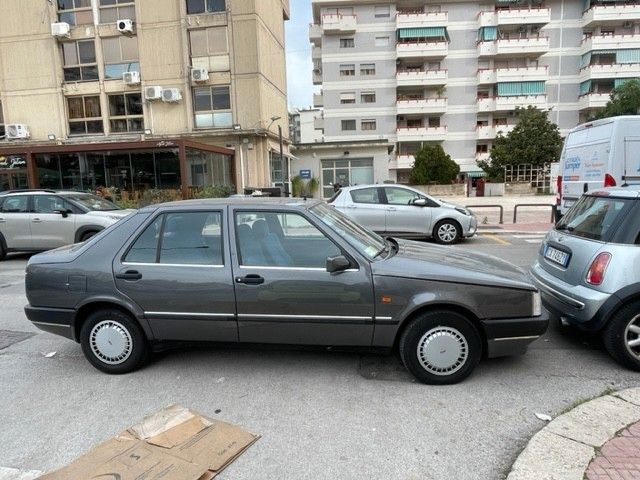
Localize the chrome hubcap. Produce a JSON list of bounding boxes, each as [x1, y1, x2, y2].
[[417, 326, 468, 376], [438, 224, 457, 243], [90, 320, 133, 365], [625, 314, 640, 360]]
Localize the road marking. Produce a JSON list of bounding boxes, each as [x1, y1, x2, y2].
[[525, 239, 544, 244], [513, 235, 547, 239], [481, 234, 511, 245]]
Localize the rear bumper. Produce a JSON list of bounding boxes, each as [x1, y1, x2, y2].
[[24, 305, 76, 341], [481, 311, 549, 358]]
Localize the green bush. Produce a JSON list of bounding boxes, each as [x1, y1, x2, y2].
[[115, 199, 138, 209], [192, 185, 234, 199]]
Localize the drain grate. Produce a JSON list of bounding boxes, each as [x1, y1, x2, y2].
[[0, 330, 36, 350]]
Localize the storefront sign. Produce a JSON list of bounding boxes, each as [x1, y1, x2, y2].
[[299, 169, 311, 179]]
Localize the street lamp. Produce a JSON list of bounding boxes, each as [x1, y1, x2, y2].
[[267, 115, 288, 197]]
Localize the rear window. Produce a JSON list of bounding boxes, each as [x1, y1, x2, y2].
[[556, 195, 633, 241]]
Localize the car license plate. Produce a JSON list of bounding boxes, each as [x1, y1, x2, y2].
[[544, 246, 570, 267]]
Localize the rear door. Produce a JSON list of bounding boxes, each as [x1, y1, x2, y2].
[[113, 208, 238, 342], [382, 186, 431, 235], [339, 187, 386, 232], [30, 195, 76, 249], [0, 195, 32, 249]]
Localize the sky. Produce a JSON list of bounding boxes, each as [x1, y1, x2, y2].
[[285, 1, 315, 109]]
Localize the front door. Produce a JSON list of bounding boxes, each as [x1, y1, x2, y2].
[[113, 209, 238, 342], [30, 195, 76, 250], [231, 208, 375, 345], [0, 195, 32, 249], [383, 186, 432, 235]]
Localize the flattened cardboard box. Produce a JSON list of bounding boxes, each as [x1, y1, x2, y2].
[[37, 405, 259, 480]]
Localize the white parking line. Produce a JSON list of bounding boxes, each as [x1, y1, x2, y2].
[[512, 235, 547, 239], [0, 467, 42, 480]]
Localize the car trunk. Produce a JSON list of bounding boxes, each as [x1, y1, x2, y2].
[[539, 229, 605, 286]]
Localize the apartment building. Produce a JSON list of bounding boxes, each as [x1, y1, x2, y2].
[[303, 0, 640, 196], [0, 0, 291, 197]]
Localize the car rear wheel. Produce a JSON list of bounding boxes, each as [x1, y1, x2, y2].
[[603, 301, 640, 371], [433, 220, 461, 245], [0, 242, 5, 261], [80, 309, 148, 374], [399, 310, 482, 385], [80, 231, 98, 242]]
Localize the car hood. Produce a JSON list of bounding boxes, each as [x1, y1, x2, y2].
[[85, 209, 135, 219], [372, 239, 535, 291]]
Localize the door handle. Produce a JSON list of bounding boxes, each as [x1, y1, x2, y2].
[[32, 218, 42, 223], [346, 205, 357, 209], [387, 207, 397, 211], [116, 270, 143, 281], [235, 274, 265, 285]]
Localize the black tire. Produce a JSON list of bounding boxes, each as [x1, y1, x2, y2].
[[80, 308, 148, 374], [399, 310, 482, 385], [603, 301, 640, 371], [432, 219, 461, 245], [0, 242, 5, 261], [80, 231, 98, 242]]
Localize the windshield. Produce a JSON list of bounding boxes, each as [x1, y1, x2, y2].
[[309, 203, 386, 260], [64, 194, 120, 211], [556, 194, 633, 241]]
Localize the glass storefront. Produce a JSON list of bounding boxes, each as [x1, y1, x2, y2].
[[186, 148, 233, 187], [0, 155, 28, 192], [321, 158, 374, 198]]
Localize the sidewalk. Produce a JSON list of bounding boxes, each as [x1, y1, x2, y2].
[[507, 388, 640, 480]]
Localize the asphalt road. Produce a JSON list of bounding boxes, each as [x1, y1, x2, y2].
[[1, 235, 638, 480]]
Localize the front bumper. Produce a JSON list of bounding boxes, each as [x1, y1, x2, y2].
[[481, 311, 549, 358], [24, 305, 76, 341], [464, 216, 478, 238]]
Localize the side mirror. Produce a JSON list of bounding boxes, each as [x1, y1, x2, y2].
[[55, 209, 69, 218], [412, 198, 428, 207], [326, 255, 351, 273]]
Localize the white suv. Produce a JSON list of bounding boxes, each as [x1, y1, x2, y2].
[[0, 190, 133, 260]]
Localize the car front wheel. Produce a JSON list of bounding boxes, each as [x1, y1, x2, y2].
[[80, 309, 148, 374], [433, 220, 461, 245], [80, 230, 98, 242], [0, 242, 5, 261], [603, 301, 640, 371], [399, 310, 482, 385]]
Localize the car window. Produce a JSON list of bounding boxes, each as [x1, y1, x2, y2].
[[384, 187, 422, 205], [0, 196, 28, 213], [236, 211, 341, 268], [350, 188, 380, 204], [63, 194, 119, 211], [556, 195, 633, 241], [125, 212, 223, 265], [33, 195, 67, 214]]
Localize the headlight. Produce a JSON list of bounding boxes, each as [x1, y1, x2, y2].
[[532, 291, 542, 316], [455, 207, 470, 216]]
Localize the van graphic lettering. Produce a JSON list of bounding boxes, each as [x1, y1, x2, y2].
[[565, 156, 581, 172]]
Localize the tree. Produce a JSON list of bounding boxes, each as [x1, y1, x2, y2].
[[595, 79, 640, 119], [477, 106, 563, 181], [409, 144, 460, 185]]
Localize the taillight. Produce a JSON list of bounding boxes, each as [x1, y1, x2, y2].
[[556, 175, 562, 205], [604, 174, 616, 187], [586, 252, 612, 286]]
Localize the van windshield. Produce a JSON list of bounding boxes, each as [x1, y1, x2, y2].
[[556, 194, 633, 241]]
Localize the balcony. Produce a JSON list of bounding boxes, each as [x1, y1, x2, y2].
[[313, 93, 323, 107], [578, 92, 611, 110], [396, 97, 447, 114], [396, 126, 447, 142], [581, 63, 640, 81], [496, 94, 547, 111], [314, 115, 324, 130], [478, 11, 498, 27], [312, 68, 322, 85], [397, 41, 448, 58], [582, 33, 640, 53], [389, 154, 415, 170], [397, 68, 447, 86], [477, 97, 496, 112], [478, 37, 550, 57], [476, 152, 491, 162], [396, 11, 447, 29], [309, 24, 322, 46], [476, 124, 516, 140], [477, 69, 497, 84], [496, 7, 550, 25], [583, 4, 640, 27], [321, 14, 356, 34], [312, 46, 321, 60], [497, 66, 548, 83]]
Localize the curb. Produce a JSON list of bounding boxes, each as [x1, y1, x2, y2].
[[507, 388, 640, 480]]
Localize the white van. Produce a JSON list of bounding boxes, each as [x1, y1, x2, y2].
[[558, 116, 640, 215]]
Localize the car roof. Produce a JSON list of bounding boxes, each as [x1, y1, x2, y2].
[[588, 185, 640, 199], [139, 197, 324, 213], [0, 189, 92, 196], [339, 184, 407, 191]]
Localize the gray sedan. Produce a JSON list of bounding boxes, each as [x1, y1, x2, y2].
[[24, 198, 546, 384], [330, 184, 477, 244]]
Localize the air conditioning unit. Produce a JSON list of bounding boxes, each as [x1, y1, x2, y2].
[[51, 22, 70, 38], [144, 86, 163, 101], [117, 19, 134, 34], [6, 124, 30, 140], [162, 88, 182, 103], [123, 71, 141, 85], [191, 67, 209, 83]]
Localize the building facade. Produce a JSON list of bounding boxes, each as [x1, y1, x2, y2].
[[0, 0, 291, 197], [308, 0, 640, 194]]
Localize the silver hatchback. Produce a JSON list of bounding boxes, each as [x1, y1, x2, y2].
[[330, 184, 477, 244], [530, 185, 640, 370]]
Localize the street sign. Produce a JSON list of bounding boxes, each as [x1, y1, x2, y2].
[[299, 169, 311, 179]]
